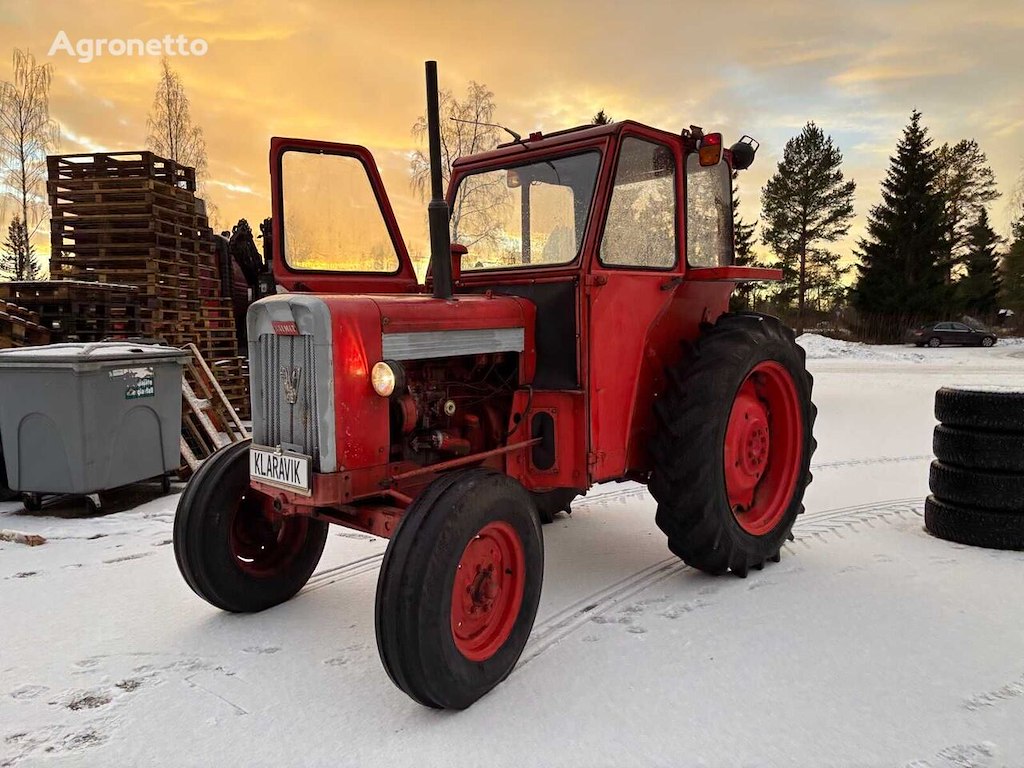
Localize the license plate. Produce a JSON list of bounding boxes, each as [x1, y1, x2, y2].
[[249, 445, 311, 495]]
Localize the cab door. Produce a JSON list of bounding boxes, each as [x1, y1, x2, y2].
[[585, 130, 686, 482], [269, 138, 419, 294]]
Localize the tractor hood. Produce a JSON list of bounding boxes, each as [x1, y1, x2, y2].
[[372, 294, 537, 381], [247, 292, 537, 476]]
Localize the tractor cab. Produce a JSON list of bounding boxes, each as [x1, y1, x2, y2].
[[175, 62, 812, 713], [262, 118, 777, 490]]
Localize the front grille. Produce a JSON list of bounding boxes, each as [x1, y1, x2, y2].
[[254, 333, 320, 465]]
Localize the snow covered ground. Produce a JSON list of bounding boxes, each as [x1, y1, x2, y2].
[[2, 338, 1024, 767]]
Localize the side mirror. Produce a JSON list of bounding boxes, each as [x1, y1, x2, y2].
[[451, 243, 467, 283]]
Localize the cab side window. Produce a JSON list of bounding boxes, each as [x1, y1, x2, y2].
[[686, 154, 734, 268], [600, 137, 677, 269]]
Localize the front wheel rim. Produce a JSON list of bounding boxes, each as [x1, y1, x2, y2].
[[228, 489, 309, 578], [723, 361, 803, 536], [450, 521, 526, 662]]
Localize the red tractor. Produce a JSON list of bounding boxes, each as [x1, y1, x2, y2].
[[174, 62, 816, 709]]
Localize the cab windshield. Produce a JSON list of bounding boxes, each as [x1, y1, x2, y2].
[[450, 152, 601, 270]]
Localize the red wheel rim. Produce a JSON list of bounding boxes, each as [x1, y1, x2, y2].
[[723, 361, 803, 536], [229, 489, 309, 578], [450, 521, 526, 662]]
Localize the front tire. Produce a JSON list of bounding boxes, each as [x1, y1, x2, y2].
[[173, 440, 329, 613], [649, 313, 816, 576], [375, 468, 543, 709], [928, 337, 941, 348]]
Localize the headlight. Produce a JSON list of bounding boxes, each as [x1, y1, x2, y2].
[[371, 360, 404, 397]]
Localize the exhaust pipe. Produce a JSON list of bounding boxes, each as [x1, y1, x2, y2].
[[425, 61, 453, 300]]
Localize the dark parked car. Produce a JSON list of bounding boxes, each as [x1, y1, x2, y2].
[[907, 322, 997, 347]]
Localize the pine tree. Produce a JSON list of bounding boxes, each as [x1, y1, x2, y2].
[[807, 248, 850, 314], [729, 178, 758, 311], [853, 111, 950, 341], [1, 215, 37, 279], [591, 109, 613, 125], [935, 139, 999, 278], [1000, 209, 1024, 318], [761, 122, 856, 334], [956, 207, 1001, 318]]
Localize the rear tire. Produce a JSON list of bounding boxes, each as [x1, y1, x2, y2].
[[927, 337, 941, 348], [375, 468, 543, 709], [173, 440, 329, 613], [649, 313, 816, 577], [530, 488, 581, 524]]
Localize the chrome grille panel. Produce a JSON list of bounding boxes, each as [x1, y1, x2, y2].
[[254, 333, 320, 464]]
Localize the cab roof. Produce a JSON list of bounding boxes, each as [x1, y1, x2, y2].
[[450, 120, 682, 171]]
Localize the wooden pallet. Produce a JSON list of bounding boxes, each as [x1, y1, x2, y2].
[[180, 344, 249, 475], [48, 152, 196, 191], [0, 281, 141, 344], [0, 279, 138, 304], [0, 302, 51, 348], [211, 355, 251, 421]]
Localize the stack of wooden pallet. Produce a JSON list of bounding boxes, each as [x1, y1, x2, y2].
[[0, 301, 50, 349], [46, 151, 249, 417], [48, 152, 203, 344], [0, 280, 140, 342]]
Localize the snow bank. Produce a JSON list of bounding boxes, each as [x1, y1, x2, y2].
[[796, 333, 924, 362], [797, 333, 1024, 363]]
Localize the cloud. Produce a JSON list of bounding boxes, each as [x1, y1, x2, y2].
[[2, 0, 1022, 250]]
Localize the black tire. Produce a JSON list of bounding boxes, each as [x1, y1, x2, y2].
[[928, 460, 1024, 513], [649, 313, 816, 577], [935, 387, 1024, 432], [927, 337, 941, 348], [924, 495, 1024, 550], [21, 493, 43, 512], [530, 488, 581, 524], [933, 425, 1024, 473], [980, 336, 995, 347], [375, 468, 543, 709], [173, 440, 329, 613]]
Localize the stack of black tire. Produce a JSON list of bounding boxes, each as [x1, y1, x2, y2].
[[926, 387, 1024, 550]]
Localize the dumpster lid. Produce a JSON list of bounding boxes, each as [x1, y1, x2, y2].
[[0, 342, 190, 365]]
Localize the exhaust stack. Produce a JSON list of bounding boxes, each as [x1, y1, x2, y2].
[[425, 61, 453, 300]]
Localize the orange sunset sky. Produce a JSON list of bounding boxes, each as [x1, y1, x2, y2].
[[2, 0, 1022, 273]]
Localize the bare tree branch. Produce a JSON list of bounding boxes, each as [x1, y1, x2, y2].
[[0, 48, 60, 278], [146, 58, 208, 182]]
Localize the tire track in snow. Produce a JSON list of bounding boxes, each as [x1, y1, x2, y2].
[[520, 496, 924, 665], [302, 551, 387, 594], [520, 556, 682, 665], [571, 454, 932, 510], [298, 491, 924, 643]]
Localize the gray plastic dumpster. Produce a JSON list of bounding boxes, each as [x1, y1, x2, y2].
[[0, 342, 190, 497]]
